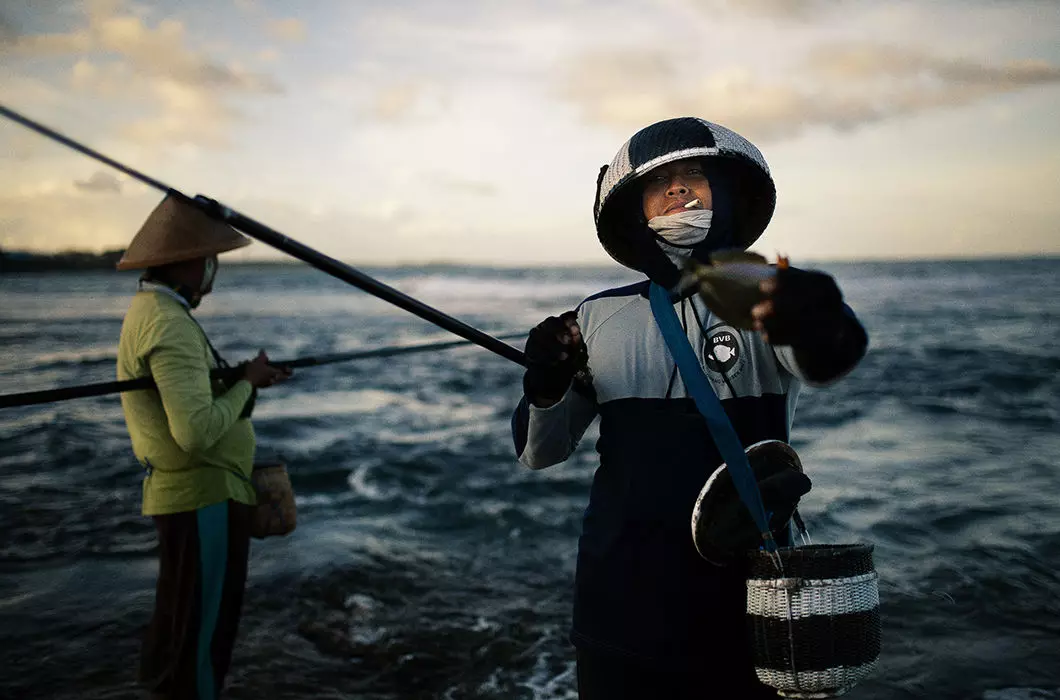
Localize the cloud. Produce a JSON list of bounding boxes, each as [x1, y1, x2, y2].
[[371, 82, 424, 120], [684, 0, 828, 20], [0, 179, 158, 253], [7, 5, 283, 93], [557, 43, 1060, 142], [435, 176, 498, 197], [3, 0, 282, 148], [683, 0, 1057, 23], [267, 18, 306, 43], [0, 130, 49, 163], [0, 9, 17, 45], [120, 78, 242, 147], [807, 43, 1060, 86], [0, 72, 65, 116], [74, 171, 123, 194]]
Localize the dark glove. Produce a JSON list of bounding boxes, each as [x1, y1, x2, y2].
[[758, 267, 846, 347], [522, 311, 588, 405], [758, 266, 868, 382]]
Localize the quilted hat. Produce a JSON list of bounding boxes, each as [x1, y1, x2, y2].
[[116, 193, 251, 270], [594, 117, 776, 274]]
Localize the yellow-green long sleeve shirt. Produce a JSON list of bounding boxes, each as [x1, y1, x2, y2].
[[117, 288, 257, 516]]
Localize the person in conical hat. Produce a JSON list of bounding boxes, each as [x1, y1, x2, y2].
[[510, 117, 869, 697], [116, 192, 253, 306], [115, 193, 292, 698]]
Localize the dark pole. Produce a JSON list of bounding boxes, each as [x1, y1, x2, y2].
[[0, 376, 156, 409], [0, 333, 526, 410], [0, 104, 173, 193], [0, 104, 528, 368], [188, 193, 527, 366]]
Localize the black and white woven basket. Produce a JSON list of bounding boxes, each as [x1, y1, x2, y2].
[[746, 544, 881, 698]]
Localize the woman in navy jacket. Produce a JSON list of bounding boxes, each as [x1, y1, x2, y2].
[[511, 117, 868, 698]]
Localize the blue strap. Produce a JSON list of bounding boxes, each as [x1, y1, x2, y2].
[[648, 283, 776, 552]]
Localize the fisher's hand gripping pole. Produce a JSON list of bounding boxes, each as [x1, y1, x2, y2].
[[0, 104, 529, 373]]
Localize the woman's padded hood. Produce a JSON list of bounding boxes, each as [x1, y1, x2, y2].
[[593, 117, 776, 289]]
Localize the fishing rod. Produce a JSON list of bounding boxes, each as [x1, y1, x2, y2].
[[0, 333, 525, 410], [0, 104, 528, 368]]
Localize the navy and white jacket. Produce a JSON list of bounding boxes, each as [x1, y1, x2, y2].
[[511, 279, 862, 668]]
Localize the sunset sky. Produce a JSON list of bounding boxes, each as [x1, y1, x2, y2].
[[1, 0, 1058, 265]]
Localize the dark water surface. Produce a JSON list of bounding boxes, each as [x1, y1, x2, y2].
[[1, 259, 1058, 699]]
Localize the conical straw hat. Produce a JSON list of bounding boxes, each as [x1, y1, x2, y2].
[[116, 194, 252, 270]]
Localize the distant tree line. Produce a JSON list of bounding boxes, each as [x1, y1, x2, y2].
[[0, 248, 126, 273]]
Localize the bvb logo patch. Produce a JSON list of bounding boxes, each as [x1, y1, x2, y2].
[[704, 329, 741, 374]]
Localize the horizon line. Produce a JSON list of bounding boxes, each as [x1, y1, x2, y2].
[[225, 252, 1060, 267], [2, 248, 1058, 268]]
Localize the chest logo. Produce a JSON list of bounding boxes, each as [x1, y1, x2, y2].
[[704, 330, 741, 374]]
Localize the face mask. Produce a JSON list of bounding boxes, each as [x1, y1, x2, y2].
[[648, 209, 713, 264], [200, 257, 218, 294], [648, 209, 713, 246]]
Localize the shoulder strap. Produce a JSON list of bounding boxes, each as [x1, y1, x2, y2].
[[181, 308, 257, 417], [180, 308, 230, 369], [648, 282, 776, 553], [139, 280, 230, 369]]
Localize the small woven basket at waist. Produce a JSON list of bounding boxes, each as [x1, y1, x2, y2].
[[250, 462, 297, 539], [746, 544, 881, 699]]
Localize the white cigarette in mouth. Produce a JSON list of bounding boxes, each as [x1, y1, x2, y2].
[[684, 199, 699, 209]]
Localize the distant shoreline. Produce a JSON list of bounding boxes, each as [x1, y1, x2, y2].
[[0, 249, 125, 273], [1, 248, 1056, 273]]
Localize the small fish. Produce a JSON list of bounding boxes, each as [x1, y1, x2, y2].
[[680, 250, 782, 329], [712, 344, 736, 363]]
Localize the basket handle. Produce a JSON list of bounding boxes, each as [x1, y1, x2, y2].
[[649, 283, 776, 553], [792, 508, 811, 545]]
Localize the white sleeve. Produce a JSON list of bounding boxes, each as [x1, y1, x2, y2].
[[773, 344, 806, 380], [513, 384, 598, 470]]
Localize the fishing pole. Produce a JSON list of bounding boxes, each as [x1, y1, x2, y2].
[[0, 104, 528, 368], [0, 333, 526, 410]]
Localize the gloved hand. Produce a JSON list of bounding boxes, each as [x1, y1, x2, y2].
[[751, 267, 846, 347], [522, 310, 587, 407]]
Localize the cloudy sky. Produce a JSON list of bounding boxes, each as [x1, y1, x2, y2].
[[1, 0, 1058, 265]]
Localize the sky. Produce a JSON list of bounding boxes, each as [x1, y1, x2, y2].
[[1, 0, 1058, 265]]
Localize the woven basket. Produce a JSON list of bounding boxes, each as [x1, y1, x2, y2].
[[250, 462, 297, 539], [746, 544, 880, 698]]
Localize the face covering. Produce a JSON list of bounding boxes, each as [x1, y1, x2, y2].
[[179, 257, 218, 309], [201, 257, 218, 294], [647, 209, 713, 265]]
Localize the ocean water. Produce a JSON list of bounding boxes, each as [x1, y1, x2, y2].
[[0, 259, 1058, 700]]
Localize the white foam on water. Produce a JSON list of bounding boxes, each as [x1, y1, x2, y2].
[[347, 462, 392, 501], [525, 653, 579, 700], [252, 389, 481, 422], [399, 276, 606, 303], [293, 491, 357, 508], [345, 593, 381, 612], [21, 347, 117, 368]]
